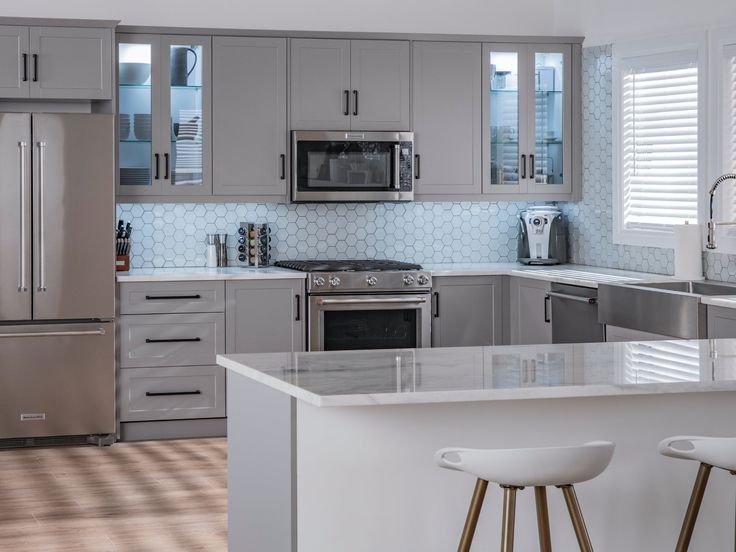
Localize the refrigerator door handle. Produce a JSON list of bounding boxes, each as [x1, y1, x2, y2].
[[37, 141, 47, 292], [0, 328, 106, 338], [18, 141, 28, 293]]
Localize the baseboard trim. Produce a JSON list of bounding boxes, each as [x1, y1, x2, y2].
[[119, 418, 227, 441]]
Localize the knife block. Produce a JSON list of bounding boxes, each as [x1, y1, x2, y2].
[[115, 254, 130, 272]]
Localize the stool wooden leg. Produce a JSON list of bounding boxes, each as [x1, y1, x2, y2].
[[675, 463, 712, 552], [535, 486, 553, 552], [501, 486, 519, 552], [457, 478, 488, 552], [559, 485, 593, 552]]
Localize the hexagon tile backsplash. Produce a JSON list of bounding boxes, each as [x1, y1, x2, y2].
[[117, 45, 736, 280]]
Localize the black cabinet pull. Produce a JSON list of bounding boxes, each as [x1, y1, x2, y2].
[[146, 390, 201, 397], [164, 153, 170, 180], [154, 153, 160, 180], [280, 154, 286, 180], [529, 154, 535, 179], [295, 294, 301, 321], [343, 90, 350, 116], [414, 154, 420, 180], [353, 90, 359, 116], [520, 154, 527, 179], [433, 291, 439, 318], [144, 294, 201, 300], [145, 337, 202, 344], [544, 295, 551, 323], [32, 54, 38, 82], [22, 54, 28, 82]]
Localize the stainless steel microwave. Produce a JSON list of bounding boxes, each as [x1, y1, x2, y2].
[[292, 130, 414, 202]]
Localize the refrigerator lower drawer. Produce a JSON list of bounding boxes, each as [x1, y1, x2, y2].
[[119, 313, 225, 368], [118, 365, 226, 422], [0, 322, 115, 439]]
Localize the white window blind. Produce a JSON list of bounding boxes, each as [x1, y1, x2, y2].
[[623, 341, 701, 384], [618, 51, 700, 233]]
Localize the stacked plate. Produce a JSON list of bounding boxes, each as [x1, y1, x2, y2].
[[133, 113, 152, 141], [172, 109, 203, 186], [119, 114, 131, 140], [120, 167, 150, 186]]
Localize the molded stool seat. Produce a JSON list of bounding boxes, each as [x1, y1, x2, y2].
[[436, 441, 614, 552], [658, 435, 736, 552]]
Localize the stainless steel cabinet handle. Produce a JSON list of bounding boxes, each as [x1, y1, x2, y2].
[[18, 141, 27, 293], [317, 297, 428, 306], [546, 291, 597, 305], [37, 141, 47, 292], [393, 145, 401, 189], [0, 328, 106, 338], [353, 90, 359, 116]]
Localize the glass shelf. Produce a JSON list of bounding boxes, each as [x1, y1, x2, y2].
[[119, 84, 203, 90], [536, 140, 563, 145], [120, 139, 179, 143], [490, 89, 563, 94]]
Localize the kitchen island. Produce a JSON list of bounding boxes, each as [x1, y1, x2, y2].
[[218, 340, 736, 552]]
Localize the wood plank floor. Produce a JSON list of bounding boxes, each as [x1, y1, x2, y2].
[[0, 438, 227, 551]]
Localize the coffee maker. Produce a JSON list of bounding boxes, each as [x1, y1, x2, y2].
[[517, 206, 568, 265]]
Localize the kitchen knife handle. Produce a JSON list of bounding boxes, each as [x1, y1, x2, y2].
[[414, 154, 420, 180], [164, 153, 170, 180], [529, 154, 535, 180], [520, 154, 527, 179], [37, 141, 47, 292], [146, 390, 201, 397], [280, 154, 286, 180], [154, 153, 160, 180], [22, 54, 28, 82], [343, 90, 350, 116], [18, 141, 28, 293], [353, 90, 359, 116], [32, 54, 38, 82]]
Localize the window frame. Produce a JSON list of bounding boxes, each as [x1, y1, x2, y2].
[[612, 32, 708, 248]]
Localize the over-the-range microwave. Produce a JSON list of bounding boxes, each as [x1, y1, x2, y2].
[[291, 130, 414, 202]]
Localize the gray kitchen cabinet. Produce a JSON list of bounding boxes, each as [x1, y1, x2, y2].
[[226, 279, 305, 354], [0, 26, 29, 98], [431, 276, 503, 347], [213, 37, 287, 197], [412, 41, 482, 197], [509, 276, 552, 345], [0, 25, 112, 100], [290, 38, 410, 131], [707, 306, 736, 338]]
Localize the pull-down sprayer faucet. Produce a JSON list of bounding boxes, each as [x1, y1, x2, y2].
[[706, 173, 736, 249]]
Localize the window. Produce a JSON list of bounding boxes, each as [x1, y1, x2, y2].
[[613, 35, 707, 247]]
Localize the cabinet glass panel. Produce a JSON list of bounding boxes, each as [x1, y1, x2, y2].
[[534, 52, 564, 185], [489, 51, 520, 187], [118, 42, 153, 188], [168, 43, 204, 188]]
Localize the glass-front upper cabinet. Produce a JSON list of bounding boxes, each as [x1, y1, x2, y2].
[[117, 34, 211, 197], [484, 44, 573, 197]]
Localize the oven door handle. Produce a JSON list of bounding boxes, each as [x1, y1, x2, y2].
[[316, 297, 428, 306]]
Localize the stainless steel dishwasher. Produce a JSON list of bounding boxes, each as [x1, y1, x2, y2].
[[547, 283, 605, 343]]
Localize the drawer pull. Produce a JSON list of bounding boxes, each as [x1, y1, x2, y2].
[[145, 337, 202, 344], [145, 390, 202, 397], [144, 294, 202, 300]]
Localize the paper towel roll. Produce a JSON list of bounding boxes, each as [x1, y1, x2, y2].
[[673, 223, 704, 280]]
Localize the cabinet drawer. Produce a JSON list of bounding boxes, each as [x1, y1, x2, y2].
[[118, 365, 225, 421], [119, 281, 225, 315], [119, 313, 224, 368]]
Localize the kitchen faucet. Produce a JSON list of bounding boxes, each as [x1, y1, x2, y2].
[[706, 173, 736, 249]]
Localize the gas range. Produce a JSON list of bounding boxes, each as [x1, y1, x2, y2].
[[274, 259, 432, 293]]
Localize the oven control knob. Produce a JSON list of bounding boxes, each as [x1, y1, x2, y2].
[[313, 276, 326, 287], [417, 274, 429, 286], [329, 276, 341, 287], [403, 275, 415, 286], [366, 275, 378, 286]]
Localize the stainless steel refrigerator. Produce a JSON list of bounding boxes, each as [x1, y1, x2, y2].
[[0, 113, 115, 445]]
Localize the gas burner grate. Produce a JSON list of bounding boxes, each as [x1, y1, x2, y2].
[[274, 259, 423, 272]]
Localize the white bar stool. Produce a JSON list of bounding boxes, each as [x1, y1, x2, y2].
[[658, 435, 736, 552], [435, 441, 615, 552]]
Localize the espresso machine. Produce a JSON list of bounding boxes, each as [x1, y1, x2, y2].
[[517, 206, 568, 265]]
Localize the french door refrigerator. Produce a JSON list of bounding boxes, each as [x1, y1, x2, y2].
[[0, 113, 116, 445]]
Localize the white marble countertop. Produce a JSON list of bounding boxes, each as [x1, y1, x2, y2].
[[217, 339, 736, 407], [116, 266, 307, 282]]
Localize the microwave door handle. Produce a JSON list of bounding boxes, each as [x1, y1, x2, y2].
[[393, 144, 401, 190]]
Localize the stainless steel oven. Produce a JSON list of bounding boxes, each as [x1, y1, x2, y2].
[[309, 293, 432, 351], [292, 130, 414, 202]]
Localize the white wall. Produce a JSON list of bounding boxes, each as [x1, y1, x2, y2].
[[553, 0, 736, 46], [2, 0, 556, 36]]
